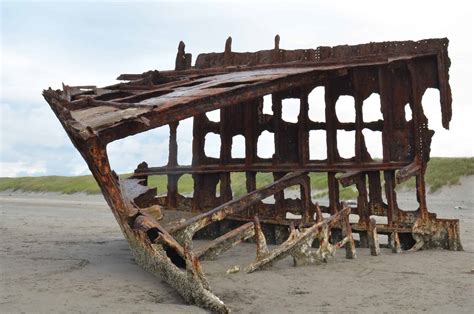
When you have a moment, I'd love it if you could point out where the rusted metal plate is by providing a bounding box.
[43,36,462,313]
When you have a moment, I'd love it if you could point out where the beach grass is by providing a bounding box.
[1,157,472,198]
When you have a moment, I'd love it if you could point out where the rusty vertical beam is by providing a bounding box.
[167,122,179,208]
[175,41,191,71]
[367,218,381,256]
[298,93,310,165]
[272,34,283,64]
[384,170,399,225]
[220,108,233,202]
[415,172,428,217]
[378,66,393,163]
[355,173,370,248]
[391,230,401,253]
[192,114,206,212]
[272,91,285,217]
[175,41,186,71]
[192,175,203,212]
[272,93,283,164]
[356,174,370,226]
[408,61,428,218]
[300,174,312,223]
[352,71,365,162]
[223,36,233,67]
[325,82,340,215]
[407,62,424,158]
[274,34,280,49]
[327,172,340,215]
[167,175,179,209]
[273,172,286,219]
[245,171,257,217]
[168,122,179,167]
[246,172,257,192]
[244,99,258,217]
[220,173,232,202]
[325,82,337,163]
[436,47,452,129]
[367,171,383,206]
[192,114,206,166]
[244,99,258,165]
[340,210,357,259]
[219,107,232,159]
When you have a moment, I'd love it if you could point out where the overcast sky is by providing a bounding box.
[0,0,472,177]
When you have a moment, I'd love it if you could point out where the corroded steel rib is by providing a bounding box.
[367,218,381,256]
[195,221,255,260]
[245,207,354,273]
[396,161,421,184]
[170,171,306,246]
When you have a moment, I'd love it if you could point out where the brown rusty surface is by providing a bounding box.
[194,221,255,260]
[368,218,381,256]
[245,207,352,273]
[43,36,462,313]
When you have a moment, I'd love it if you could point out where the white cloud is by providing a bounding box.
[0,48,120,104]
[0,102,69,152]
[0,161,47,177]
[0,1,472,178]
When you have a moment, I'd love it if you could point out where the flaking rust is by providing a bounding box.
[44,35,462,313]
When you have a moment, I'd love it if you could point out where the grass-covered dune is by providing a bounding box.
[1,158,472,198]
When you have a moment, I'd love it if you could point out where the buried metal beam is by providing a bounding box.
[367,218,381,256]
[194,221,255,260]
[391,230,402,254]
[245,207,353,273]
[170,171,306,246]
[396,161,421,184]
[338,207,357,259]
[254,215,270,260]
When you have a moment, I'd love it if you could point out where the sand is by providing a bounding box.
[1,177,473,313]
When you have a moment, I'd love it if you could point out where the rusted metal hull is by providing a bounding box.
[43,36,462,313]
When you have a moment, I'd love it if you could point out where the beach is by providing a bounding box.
[1,177,473,313]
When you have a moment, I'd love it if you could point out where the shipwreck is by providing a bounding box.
[43,36,462,313]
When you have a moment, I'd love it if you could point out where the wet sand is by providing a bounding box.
[1,177,473,313]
